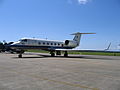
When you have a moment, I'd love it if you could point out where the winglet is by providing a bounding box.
[105,42,111,50]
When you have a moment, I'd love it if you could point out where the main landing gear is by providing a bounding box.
[50,51,55,57]
[50,51,68,57]
[64,51,68,57]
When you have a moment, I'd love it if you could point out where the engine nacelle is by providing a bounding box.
[64,40,77,47]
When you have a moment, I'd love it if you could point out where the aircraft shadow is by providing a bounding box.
[12,53,120,60]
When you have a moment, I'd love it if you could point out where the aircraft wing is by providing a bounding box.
[55,49,120,53]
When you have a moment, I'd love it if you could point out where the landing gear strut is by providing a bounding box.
[56,51,61,55]
[64,51,68,57]
[50,51,55,57]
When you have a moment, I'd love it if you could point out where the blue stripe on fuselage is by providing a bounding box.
[7,45,74,50]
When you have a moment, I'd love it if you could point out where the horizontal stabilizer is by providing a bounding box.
[71,32,96,35]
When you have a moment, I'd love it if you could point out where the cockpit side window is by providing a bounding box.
[21,39,27,42]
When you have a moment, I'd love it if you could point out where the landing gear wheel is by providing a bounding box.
[51,53,55,57]
[18,54,22,58]
[64,51,68,57]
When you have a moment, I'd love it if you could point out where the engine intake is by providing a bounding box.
[64,40,77,47]
[65,40,69,45]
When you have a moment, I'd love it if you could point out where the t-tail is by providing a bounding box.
[71,32,96,47]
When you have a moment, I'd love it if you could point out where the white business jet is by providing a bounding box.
[7,32,120,58]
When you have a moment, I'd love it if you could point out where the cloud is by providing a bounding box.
[67,0,91,5]
[77,0,89,4]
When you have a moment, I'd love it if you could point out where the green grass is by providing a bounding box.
[27,50,49,53]
[27,50,120,56]
[69,52,120,56]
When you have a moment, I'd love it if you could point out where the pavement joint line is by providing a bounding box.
[0,66,99,90]
[69,70,120,80]
[82,71,120,80]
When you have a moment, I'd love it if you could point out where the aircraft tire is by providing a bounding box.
[64,51,68,57]
[18,54,22,58]
[51,53,55,57]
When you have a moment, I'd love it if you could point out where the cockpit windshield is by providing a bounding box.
[19,39,27,42]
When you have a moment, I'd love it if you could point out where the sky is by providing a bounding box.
[0,0,120,49]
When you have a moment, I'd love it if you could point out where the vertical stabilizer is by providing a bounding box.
[71,32,95,46]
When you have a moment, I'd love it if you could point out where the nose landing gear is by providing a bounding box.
[18,54,22,58]
[18,50,24,58]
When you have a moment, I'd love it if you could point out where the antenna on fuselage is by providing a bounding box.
[45,38,48,40]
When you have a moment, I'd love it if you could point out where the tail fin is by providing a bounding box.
[71,32,95,46]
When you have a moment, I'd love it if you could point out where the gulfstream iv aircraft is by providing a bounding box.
[6,32,120,58]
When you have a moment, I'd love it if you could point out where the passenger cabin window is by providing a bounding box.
[54,43,56,45]
[47,43,49,45]
[43,42,45,45]
[38,42,41,45]
[51,43,53,45]
[58,43,60,46]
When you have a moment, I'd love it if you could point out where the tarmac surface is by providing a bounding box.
[0,53,120,90]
